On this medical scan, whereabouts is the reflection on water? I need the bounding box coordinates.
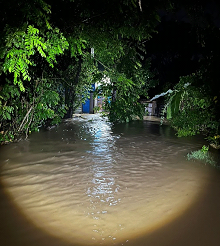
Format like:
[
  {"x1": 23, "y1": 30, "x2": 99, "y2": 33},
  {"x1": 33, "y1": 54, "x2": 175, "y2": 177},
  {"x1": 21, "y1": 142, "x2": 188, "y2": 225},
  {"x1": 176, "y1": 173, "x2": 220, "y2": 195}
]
[{"x1": 0, "y1": 114, "x2": 220, "y2": 246}]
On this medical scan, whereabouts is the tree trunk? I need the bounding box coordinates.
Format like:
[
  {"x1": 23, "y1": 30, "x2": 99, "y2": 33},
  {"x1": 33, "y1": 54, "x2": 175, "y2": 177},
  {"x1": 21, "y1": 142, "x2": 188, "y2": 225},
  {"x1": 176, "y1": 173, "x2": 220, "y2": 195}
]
[{"x1": 64, "y1": 57, "x2": 82, "y2": 118}]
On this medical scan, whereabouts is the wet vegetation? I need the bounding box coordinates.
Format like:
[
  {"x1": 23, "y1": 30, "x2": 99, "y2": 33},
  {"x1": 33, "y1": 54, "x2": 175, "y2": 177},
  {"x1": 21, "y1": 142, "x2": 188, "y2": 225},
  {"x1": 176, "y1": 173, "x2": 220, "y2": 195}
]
[
  {"x1": 0, "y1": 0, "x2": 220, "y2": 150},
  {"x1": 187, "y1": 145, "x2": 217, "y2": 167}
]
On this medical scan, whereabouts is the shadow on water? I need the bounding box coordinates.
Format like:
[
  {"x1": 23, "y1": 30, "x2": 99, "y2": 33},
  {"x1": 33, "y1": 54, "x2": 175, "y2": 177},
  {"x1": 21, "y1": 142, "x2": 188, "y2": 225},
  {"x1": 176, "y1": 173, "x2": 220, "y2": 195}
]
[
  {"x1": 0, "y1": 115, "x2": 220, "y2": 246},
  {"x1": 126, "y1": 168, "x2": 220, "y2": 246},
  {"x1": 0, "y1": 179, "x2": 74, "y2": 246}
]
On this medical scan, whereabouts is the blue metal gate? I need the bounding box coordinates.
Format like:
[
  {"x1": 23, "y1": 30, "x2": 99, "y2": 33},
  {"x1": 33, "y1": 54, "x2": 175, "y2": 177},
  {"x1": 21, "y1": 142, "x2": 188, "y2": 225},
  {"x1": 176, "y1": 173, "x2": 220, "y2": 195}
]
[
  {"x1": 82, "y1": 98, "x2": 90, "y2": 113},
  {"x1": 82, "y1": 84, "x2": 95, "y2": 113}
]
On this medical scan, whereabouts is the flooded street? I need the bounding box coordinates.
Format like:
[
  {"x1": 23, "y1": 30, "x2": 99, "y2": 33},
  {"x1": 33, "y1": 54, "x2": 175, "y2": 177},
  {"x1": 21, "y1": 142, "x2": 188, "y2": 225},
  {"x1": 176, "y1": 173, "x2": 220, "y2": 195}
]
[{"x1": 0, "y1": 114, "x2": 220, "y2": 246}]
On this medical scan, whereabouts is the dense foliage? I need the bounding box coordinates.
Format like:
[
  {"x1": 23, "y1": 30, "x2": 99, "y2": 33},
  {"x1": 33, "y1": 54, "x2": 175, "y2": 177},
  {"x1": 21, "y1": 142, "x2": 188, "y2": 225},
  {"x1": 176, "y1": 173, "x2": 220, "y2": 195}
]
[
  {"x1": 0, "y1": 0, "x2": 70, "y2": 143},
  {"x1": 163, "y1": 74, "x2": 218, "y2": 136},
  {"x1": 158, "y1": 15, "x2": 220, "y2": 148},
  {"x1": 160, "y1": 62, "x2": 220, "y2": 148},
  {"x1": 0, "y1": 0, "x2": 164, "y2": 143},
  {"x1": 96, "y1": 59, "x2": 157, "y2": 122},
  {"x1": 0, "y1": 0, "x2": 220, "y2": 147}
]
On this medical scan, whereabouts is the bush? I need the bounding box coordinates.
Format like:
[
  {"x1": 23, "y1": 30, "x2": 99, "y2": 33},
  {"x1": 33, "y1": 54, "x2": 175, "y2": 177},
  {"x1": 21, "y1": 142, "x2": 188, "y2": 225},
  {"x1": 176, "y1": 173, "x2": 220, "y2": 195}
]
[{"x1": 187, "y1": 145, "x2": 216, "y2": 166}]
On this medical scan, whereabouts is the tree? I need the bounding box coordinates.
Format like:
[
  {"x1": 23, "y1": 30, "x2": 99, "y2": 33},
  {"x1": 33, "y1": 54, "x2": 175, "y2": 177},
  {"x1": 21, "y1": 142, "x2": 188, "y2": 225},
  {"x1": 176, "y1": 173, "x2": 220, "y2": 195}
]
[
  {"x1": 144, "y1": 0, "x2": 220, "y2": 148},
  {"x1": 43, "y1": 0, "x2": 166, "y2": 122},
  {"x1": 5, "y1": 0, "x2": 217, "y2": 143},
  {"x1": 0, "y1": 0, "x2": 70, "y2": 142},
  {"x1": 53, "y1": 52, "x2": 98, "y2": 118}
]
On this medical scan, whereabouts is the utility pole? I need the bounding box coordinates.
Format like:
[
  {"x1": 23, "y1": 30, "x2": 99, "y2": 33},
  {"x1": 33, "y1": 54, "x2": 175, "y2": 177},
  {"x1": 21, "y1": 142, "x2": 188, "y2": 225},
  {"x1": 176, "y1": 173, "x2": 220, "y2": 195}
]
[{"x1": 90, "y1": 48, "x2": 95, "y2": 113}]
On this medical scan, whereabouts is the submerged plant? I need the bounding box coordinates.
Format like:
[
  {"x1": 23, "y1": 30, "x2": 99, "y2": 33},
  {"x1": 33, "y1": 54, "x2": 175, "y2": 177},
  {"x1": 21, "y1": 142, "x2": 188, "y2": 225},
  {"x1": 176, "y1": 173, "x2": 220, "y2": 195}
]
[
  {"x1": 187, "y1": 145, "x2": 216, "y2": 166},
  {"x1": 206, "y1": 135, "x2": 220, "y2": 149}
]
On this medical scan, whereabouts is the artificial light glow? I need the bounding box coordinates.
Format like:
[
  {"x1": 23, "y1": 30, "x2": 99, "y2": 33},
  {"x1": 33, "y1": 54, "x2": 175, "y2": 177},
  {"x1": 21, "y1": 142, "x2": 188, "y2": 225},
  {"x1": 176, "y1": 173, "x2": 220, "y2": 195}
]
[
  {"x1": 0, "y1": 115, "x2": 205, "y2": 245},
  {"x1": 1, "y1": 170, "x2": 203, "y2": 245},
  {"x1": 101, "y1": 75, "x2": 111, "y2": 85}
]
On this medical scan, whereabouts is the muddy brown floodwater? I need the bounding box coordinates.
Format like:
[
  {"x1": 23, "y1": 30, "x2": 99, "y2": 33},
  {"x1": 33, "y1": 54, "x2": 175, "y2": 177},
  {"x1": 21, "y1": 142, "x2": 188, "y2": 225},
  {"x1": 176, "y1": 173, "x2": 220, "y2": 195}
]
[{"x1": 0, "y1": 114, "x2": 220, "y2": 246}]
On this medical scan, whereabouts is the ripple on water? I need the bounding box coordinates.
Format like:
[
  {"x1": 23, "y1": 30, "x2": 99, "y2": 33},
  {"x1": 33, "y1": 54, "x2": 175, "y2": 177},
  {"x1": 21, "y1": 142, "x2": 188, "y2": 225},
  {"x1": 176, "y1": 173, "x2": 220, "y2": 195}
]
[{"x1": 0, "y1": 115, "x2": 209, "y2": 245}]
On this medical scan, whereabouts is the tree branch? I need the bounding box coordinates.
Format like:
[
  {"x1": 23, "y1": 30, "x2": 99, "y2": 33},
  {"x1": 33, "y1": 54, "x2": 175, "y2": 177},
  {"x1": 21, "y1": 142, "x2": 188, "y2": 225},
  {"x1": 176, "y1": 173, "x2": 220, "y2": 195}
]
[
  {"x1": 18, "y1": 106, "x2": 33, "y2": 132},
  {"x1": 139, "y1": 0, "x2": 142, "y2": 11},
  {"x1": 82, "y1": 12, "x2": 107, "y2": 23}
]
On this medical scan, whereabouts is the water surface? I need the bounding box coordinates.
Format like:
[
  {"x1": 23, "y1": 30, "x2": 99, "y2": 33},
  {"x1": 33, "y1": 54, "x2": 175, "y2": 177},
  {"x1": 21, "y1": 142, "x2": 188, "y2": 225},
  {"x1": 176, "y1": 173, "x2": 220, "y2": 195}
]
[{"x1": 0, "y1": 114, "x2": 220, "y2": 246}]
